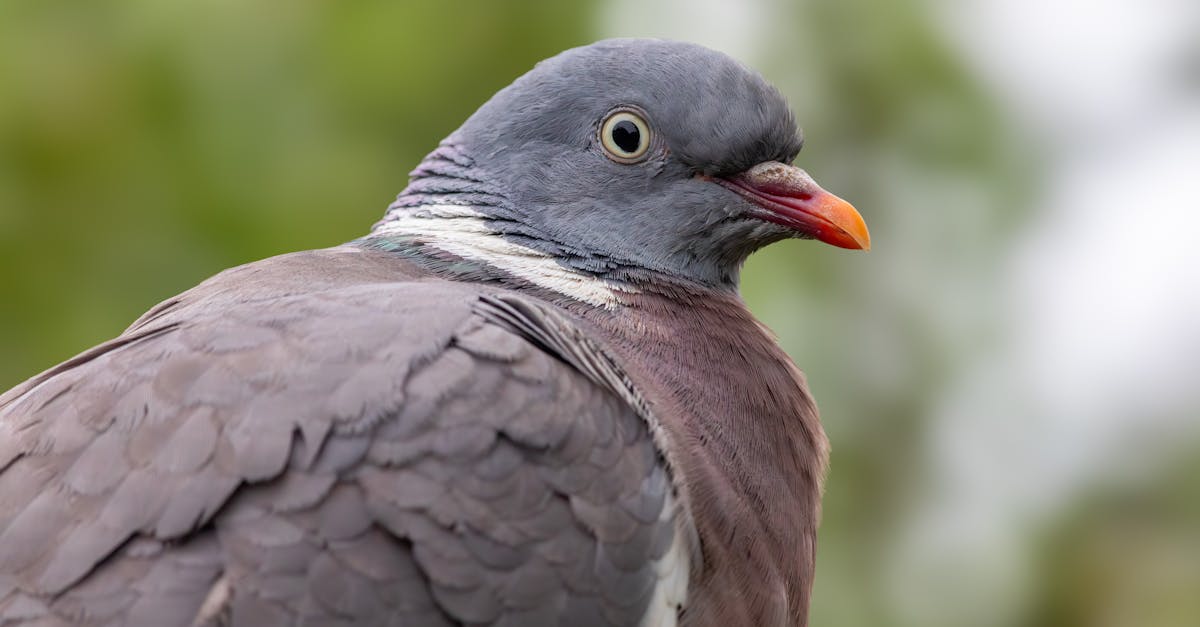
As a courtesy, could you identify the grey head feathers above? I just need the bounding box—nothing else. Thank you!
[368,39,807,295]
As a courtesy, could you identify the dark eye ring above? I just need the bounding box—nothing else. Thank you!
[599,109,651,163]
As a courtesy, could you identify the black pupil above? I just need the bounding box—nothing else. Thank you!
[611,120,641,154]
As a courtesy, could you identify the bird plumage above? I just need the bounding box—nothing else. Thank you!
[0,249,687,626]
[0,38,862,626]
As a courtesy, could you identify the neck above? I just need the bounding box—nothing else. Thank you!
[362,142,737,308]
[371,202,643,309]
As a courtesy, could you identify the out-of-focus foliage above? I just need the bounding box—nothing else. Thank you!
[3,1,1198,626]
[1026,451,1200,626]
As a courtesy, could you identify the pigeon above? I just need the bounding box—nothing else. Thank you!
[0,38,869,627]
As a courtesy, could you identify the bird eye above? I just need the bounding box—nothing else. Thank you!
[599,110,651,163]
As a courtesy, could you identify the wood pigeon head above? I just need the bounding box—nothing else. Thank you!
[384,38,869,292]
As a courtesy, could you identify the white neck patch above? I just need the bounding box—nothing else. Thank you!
[374,204,639,308]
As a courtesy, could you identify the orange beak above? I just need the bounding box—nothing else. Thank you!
[715,161,870,251]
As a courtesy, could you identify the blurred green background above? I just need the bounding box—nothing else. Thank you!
[3,1,1198,625]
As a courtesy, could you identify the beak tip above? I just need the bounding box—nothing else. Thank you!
[827,199,871,251]
[853,228,872,251]
[836,232,870,251]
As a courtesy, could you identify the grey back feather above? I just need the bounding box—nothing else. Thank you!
[0,248,681,626]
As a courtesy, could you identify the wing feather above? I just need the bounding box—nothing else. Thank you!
[0,249,687,626]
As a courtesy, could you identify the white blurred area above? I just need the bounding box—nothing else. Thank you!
[903,1,1200,623]
[601,0,1200,624]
